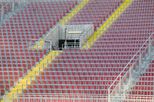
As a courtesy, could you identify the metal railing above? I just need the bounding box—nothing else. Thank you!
[15,93,107,102]
[0,2,12,21]
[108,33,154,102]
[14,94,154,102]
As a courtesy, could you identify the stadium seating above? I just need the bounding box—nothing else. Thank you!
[20,0,154,101]
[0,0,78,96]
[70,0,123,30]
[125,60,154,102]
[0,0,153,102]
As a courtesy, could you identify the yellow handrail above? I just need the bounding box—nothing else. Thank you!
[59,0,89,25]
[82,0,133,49]
[32,0,90,50]
[1,51,61,102]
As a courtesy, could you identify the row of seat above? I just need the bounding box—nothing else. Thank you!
[125,60,154,101]
[20,0,124,99]
[21,0,154,101]
[0,0,78,96]
[70,0,123,30]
